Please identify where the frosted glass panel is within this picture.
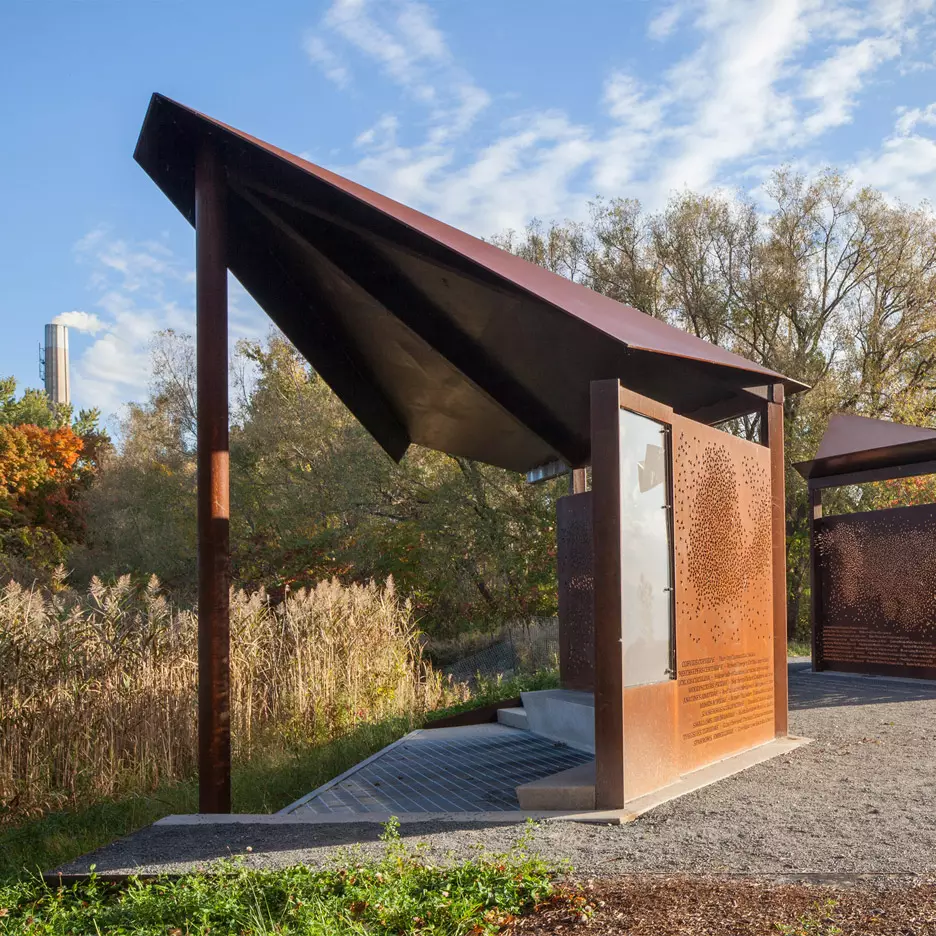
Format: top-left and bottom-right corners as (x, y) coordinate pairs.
(619, 408), (673, 687)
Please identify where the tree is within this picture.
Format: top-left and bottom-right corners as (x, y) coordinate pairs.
(80, 331), (560, 632)
(493, 168), (936, 638)
(0, 378), (109, 578)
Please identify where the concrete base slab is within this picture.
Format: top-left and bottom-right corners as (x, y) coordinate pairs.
(496, 706), (528, 730)
(516, 734), (812, 815)
(807, 669), (936, 688)
(616, 734), (812, 819)
(520, 689), (595, 753)
(154, 736), (810, 828)
(517, 761), (595, 811)
(155, 808), (628, 826)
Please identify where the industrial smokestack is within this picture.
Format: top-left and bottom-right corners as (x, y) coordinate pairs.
(44, 323), (70, 406)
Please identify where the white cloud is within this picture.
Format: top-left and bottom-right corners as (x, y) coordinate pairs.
(648, 3), (685, 40)
(302, 34), (351, 88)
(394, 1), (448, 62)
(303, 0), (490, 160)
(850, 109), (936, 203)
(69, 230), (266, 416)
(322, 0), (442, 92)
(603, 73), (663, 132)
(800, 36), (902, 137)
(895, 101), (936, 135)
(298, 0), (936, 233)
(51, 310), (106, 334)
(354, 113), (399, 149)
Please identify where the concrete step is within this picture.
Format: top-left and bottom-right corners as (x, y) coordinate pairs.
(520, 689), (595, 753)
(516, 761), (596, 811)
(496, 706), (528, 730)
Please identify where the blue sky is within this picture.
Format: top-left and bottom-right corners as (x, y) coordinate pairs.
(2, 0), (935, 423)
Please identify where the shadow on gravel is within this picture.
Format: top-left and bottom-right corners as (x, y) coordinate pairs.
(789, 661), (936, 711)
(50, 819), (524, 878)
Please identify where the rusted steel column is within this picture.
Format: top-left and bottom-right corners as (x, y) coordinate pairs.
(764, 383), (788, 737)
(590, 379), (625, 809)
(808, 485), (822, 673)
(195, 140), (231, 813)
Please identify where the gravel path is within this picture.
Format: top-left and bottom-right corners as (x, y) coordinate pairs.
(54, 663), (936, 878)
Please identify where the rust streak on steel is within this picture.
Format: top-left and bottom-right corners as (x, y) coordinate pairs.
(196, 139), (231, 814)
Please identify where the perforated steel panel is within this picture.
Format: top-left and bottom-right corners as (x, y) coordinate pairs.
(672, 418), (775, 772)
(816, 503), (936, 679)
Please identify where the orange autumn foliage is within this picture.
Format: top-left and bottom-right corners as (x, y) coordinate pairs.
(0, 424), (85, 539)
(871, 474), (936, 510)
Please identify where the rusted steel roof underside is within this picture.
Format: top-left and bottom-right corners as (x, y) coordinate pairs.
(135, 93), (806, 473)
(795, 413), (936, 481)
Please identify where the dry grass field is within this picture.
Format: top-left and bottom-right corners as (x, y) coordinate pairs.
(0, 575), (460, 823)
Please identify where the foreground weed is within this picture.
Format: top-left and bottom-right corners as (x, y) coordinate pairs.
(776, 899), (843, 936)
(0, 821), (556, 935)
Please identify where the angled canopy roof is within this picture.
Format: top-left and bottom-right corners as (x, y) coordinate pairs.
(135, 93), (807, 473)
(795, 413), (936, 482)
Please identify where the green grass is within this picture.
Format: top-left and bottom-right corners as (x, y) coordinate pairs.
(788, 639), (812, 657)
(0, 820), (561, 935)
(1, 672), (554, 880)
(425, 668), (560, 724)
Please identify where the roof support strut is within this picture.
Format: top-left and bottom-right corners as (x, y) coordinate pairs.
(234, 185), (584, 465)
(196, 140), (232, 813)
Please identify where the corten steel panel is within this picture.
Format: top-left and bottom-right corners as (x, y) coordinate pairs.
(765, 390), (788, 737)
(557, 492), (595, 692)
(591, 380), (626, 809)
(672, 416), (775, 773)
(815, 413), (936, 461)
(815, 504), (936, 680)
(622, 681), (679, 800)
(794, 414), (936, 483)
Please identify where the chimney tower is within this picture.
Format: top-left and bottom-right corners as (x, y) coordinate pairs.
(44, 323), (70, 406)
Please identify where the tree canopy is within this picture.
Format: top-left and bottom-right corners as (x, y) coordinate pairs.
(492, 168), (936, 631)
(6, 167), (935, 639)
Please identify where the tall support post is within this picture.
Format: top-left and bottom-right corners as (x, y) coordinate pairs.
(195, 140), (231, 813)
(808, 485), (823, 673)
(764, 383), (788, 737)
(590, 379), (625, 809)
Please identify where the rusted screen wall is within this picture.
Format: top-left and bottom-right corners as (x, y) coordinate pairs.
(815, 504), (936, 679)
(557, 492), (595, 691)
(671, 416), (775, 772)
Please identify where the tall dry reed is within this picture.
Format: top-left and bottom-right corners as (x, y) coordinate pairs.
(0, 575), (455, 822)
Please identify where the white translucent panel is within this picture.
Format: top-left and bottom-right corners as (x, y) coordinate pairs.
(619, 408), (673, 686)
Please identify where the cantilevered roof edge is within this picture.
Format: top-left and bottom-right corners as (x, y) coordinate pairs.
(134, 93), (807, 398)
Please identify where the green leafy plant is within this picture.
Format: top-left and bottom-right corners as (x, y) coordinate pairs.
(0, 820), (557, 935)
(775, 899), (843, 936)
